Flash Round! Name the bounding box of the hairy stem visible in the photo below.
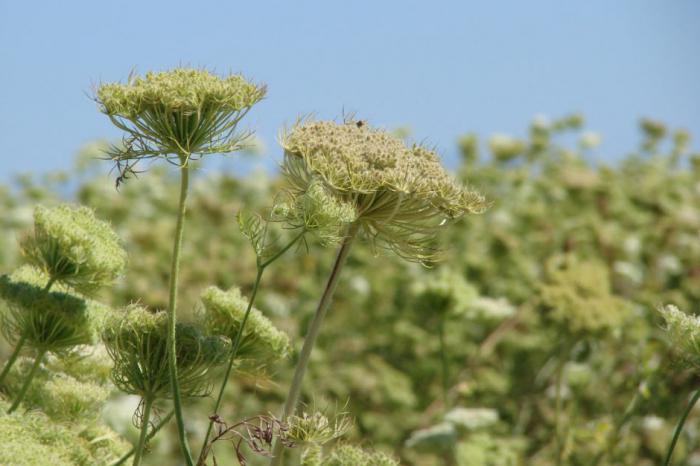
[7,349,45,413]
[269,224,359,466]
[197,229,306,463]
[167,160,194,466]
[111,410,174,466]
[132,397,155,466]
[0,279,55,386]
[664,387,700,466]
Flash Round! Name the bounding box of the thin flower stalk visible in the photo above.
[197,228,306,463]
[0,278,55,386]
[7,349,46,413]
[132,397,155,466]
[166,158,195,465]
[111,410,175,466]
[664,388,700,466]
[269,223,359,466]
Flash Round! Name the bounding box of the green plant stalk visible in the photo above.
[664,387,700,466]
[167,160,194,466]
[196,228,306,463]
[197,267,263,463]
[0,278,55,386]
[269,223,359,466]
[111,410,175,466]
[132,397,155,466]
[0,334,27,386]
[7,349,46,413]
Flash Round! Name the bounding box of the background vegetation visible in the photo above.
[1,114,699,465]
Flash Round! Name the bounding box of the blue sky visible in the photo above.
[1,1,698,181]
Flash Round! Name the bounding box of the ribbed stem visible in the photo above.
[132,397,154,466]
[7,349,45,413]
[167,161,194,466]
[664,387,700,466]
[111,410,174,466]
[269,224,358,466]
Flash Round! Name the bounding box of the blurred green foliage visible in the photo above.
[1,114,700,465]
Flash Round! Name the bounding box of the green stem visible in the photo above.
[7,349,45,413]
[111,410,174,466]
[0,335,27,386]
[132,397,155,466]
[197,267,264,463]
[196,229,306,464]
[664,387,700,466]
[0,279,54,386]
[438,313,449,409]
[167,161,194,466]
[269,224,359,466]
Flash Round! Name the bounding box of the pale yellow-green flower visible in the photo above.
[20,204,126,295]
[96,68,266,164]
[201,286,290,371]
[102,305,229,400]
[659,304,700,369]
[280,119,487,261]
[0,269,98,352]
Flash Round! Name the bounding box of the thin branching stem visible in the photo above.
[269,223,360,466]
[167,158,195,466]
[664,387,700,466]
[111,410,175,466]
[197,229,306,463]
[0,334,26,386]
[132,397,155,466]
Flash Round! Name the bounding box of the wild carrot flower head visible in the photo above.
[286,411,352,446]
[280,119,487,262]
[272,179,357,245]
[3,362,110,420]
[102,305,229,399]
[20,204,126,295]
[659,304,700,369]
[201,286,290,371]
[0,267,101,352]
[96,68,266,167]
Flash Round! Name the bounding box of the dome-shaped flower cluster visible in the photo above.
[102,305,229,400]
[96,68,266,163]
[201,286,290,371]
[280,120,487,261]
[21,204,126,295]
[659,304,700,369]
[0,267,99,353]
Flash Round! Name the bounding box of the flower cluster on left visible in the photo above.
[0,203,131,465]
